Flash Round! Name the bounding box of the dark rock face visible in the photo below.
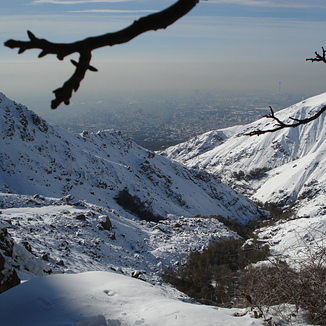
[0,227,14,257]
[0,252,5,270]
[0,256,20,293]
[0,229,21,293]
[99,215,113,231]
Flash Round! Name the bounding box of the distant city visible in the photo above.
[42,90,308,150]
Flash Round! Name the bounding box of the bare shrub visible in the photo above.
[163,220,325,324]
[162,237,269,307]
[296,247,326,325]
[240,246,326,325]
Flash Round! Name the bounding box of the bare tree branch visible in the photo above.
[246,46,326,136]
[306,46,326,64]
[4,0,199,109]
[245,105,326,136]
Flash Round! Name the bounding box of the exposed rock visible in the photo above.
[42,253,50,261]
[57,260,65,266]
[98,215,112,231]
[75,214,87,221]
[131,270,146,281]
[0,231,21,293]
[0,262,20,294]
[0,227,14,256]
[0,251,5,270]
[22,241,33,253]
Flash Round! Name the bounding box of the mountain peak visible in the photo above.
[0,96,49,142]
[0,92,264,223]
[163,92,326,213]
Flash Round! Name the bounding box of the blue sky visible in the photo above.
[2,0,326,111]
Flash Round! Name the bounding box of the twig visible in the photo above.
[4,0,199,109]
[245,105,326,136]
[306,46,326,64]
[246,46,326,135]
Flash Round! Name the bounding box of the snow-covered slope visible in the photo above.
[0,91,268,283]
[0,193,235,282]
[0,271,267,326]
[0,92,264,224]
[0,93,320,326]
[163,93,326,211]
[0,93,270,325]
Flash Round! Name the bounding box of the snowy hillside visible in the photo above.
[0,92,321,326]
[0,193,235,282]
[0,91,268,282]
[0,271,269,326]
[0,92,264,224]
[0,92,272,325]
[163,92,326,211]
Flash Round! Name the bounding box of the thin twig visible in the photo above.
[245,105,326,136]
[246,46,326,135]
[306,46,326,64]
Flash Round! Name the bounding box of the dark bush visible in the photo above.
[163,236,325,325]
[262,202,293,221]
[115,188,163,222]
[162,237,269,307]
[232,167,270,181]
[211,215,266,239]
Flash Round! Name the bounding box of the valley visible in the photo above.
[0,91,325,325]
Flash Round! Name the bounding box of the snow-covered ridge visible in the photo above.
[0,92,264,223]
[0,92,322,326]
[163,92,326,210]
[0,193,235,282]
[0,91,268,282]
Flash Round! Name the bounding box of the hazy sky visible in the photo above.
[2,0,326,112]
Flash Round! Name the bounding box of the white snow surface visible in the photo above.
[0,91,268,280]
[0,93,268,325]
[0,92,323,326]
[163,92,326,212]
[163,92,326,272]
[0,92,264,224]
[0,193,235,281]
[257,213,326,265]
[0,270,267,326]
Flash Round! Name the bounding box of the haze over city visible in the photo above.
[1,0,326,136]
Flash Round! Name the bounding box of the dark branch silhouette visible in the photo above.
[4,0,199,109]
[4,1,326,134]
[246,47,326,136]
[245,106,326,136]
[306,46,326,64]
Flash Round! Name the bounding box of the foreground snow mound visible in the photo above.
[163,92,326,210]
[0,92,264,223]
[0,271,266,326]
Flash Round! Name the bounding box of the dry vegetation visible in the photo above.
[162,215,326,325]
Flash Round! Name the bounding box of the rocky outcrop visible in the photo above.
[0,228,20,293]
